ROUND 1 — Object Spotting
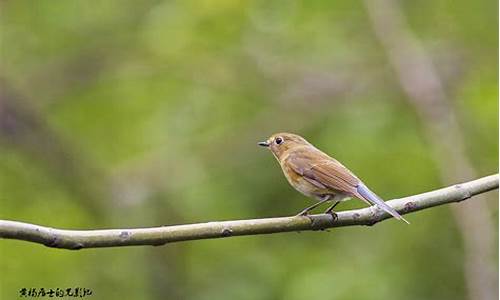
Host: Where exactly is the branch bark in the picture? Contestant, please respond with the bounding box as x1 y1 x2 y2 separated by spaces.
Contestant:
363 1 498 299
1 174 497 250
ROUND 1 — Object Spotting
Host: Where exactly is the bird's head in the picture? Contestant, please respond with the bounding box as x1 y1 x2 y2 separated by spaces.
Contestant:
258 132 311 159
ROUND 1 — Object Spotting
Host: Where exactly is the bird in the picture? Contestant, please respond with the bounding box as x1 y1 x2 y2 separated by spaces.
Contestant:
258 132 409 224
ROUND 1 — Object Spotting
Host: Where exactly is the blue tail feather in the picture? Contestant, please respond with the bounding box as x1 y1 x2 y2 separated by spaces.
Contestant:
357 183 409 224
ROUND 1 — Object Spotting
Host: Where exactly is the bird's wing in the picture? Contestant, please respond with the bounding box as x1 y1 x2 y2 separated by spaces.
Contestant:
287 149 410 223
286 151 360 196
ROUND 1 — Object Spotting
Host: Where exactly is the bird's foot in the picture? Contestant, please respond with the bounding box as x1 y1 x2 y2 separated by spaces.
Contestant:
323 209 338 221
295 210 310 217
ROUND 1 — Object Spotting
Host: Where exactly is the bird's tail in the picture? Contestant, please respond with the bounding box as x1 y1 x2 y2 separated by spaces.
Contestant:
357 183 410 224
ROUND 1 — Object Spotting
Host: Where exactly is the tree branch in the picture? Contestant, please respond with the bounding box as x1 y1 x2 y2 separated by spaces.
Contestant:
1 174 497 250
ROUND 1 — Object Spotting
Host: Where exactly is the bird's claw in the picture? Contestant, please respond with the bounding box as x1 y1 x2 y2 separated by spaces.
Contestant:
295 210 310 217
325 211 338 221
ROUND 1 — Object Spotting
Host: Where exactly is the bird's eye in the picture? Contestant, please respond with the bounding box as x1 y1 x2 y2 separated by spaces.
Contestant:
275 137 283 145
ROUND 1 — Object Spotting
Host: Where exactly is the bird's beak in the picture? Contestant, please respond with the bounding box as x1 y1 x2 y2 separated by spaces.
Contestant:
258 141 269 147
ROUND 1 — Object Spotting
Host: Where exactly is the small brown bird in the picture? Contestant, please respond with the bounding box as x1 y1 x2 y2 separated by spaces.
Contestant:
259 132 409 223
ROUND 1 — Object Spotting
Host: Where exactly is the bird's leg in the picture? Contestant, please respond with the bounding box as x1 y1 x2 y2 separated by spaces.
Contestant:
295 195 331 216
323 200 340 215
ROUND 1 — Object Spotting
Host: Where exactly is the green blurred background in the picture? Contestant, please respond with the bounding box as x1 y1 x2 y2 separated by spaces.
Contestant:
0 0 498 299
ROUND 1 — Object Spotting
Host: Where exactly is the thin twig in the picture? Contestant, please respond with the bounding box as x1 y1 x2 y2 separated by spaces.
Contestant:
0 174 497 250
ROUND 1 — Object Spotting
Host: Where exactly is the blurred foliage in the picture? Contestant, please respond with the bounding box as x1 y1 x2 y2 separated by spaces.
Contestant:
0 0 497 299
